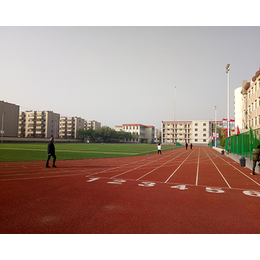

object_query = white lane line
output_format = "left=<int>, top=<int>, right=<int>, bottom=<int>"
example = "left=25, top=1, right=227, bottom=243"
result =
left=111, top=149, right=188, bottom=179
left=195, top=147, right=200, bottom=186
left=164, top=148, right=195, bottom=183
left=203, top=147, right=231, bottom=189
left=111, top=150, right=182, bottom=179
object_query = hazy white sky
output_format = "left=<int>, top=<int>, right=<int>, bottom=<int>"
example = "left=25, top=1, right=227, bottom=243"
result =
left=1, top=5, right=260, bottom=129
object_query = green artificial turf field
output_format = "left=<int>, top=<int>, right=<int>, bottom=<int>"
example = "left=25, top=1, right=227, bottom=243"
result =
left=0, top=143, right=176, bottom=162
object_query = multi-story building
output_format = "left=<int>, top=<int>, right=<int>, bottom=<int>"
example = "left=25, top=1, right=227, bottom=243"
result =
left=241, top=68, right=260, bottom=130
left=59, top=116, right=85, bottom=139
left=19, top=110, right=60, bottom=138
left=116, top=124, right=155, bottom=143
left=162, top=120, right=222, bottom=145
left=154, top=128, right=161, bottom=143
left=162, top=121, right=192, bottom=144
left=234, top=85, right=243, bottom=130
left=85, top=120, right=101, bottom=130
left=0, top=100, right=19, bottom=137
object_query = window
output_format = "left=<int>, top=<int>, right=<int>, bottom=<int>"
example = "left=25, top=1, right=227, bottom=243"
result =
left=195, top=123, right=198, bottom=126
left=203, top=123, right=206, bottom=126
left=203, top=128, right=206, bottom=131
left=195, top=129, right=198, bottom=131
left=203, top=139, right=206, bottom=142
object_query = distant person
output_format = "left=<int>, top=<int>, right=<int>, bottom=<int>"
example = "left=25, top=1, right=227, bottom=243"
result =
left=186, top=143, right=188, bottom=150
left=158, top=143, right=162, bottom=155
left=190, top=143, right=193, bottom=150
left=46, top=137, right=57, bottom=168
left=251, top=145, right=260, bottom=175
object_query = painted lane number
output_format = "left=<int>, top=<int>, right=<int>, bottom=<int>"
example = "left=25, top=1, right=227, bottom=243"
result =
left=171, top=185, right=188, bottom=190
left=107, top=179, right=126, bottom=185
left=138, top=182, right=156, bottom=187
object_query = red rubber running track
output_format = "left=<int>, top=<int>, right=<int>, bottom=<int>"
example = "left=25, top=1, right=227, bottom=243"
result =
left=1, top=146, right=260, bottom=234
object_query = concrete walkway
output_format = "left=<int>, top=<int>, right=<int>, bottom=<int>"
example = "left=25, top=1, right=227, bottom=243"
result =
left=212, top=146, right=259, bottom=175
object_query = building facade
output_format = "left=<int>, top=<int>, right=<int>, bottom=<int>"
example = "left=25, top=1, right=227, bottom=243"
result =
left=116, top=124, right=155, bottom=143
left=162, top=121, right=192, bottom=144
left=241, top=68, right=260, bottom=130
left=59, top=116, right=85, bottom=139
left=85, top=120, right=101, bottom=130
left=19, top=110, right=60, bottom=138
left=234, top=85, right=243, bottom=130
left=0, top=100, right=19, bottom=137
left=162, top=120, right=221, bottom=145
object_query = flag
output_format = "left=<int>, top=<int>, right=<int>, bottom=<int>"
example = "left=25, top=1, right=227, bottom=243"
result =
left=237, top=125, right=240, bottom=135
left=230, top=119, right=235, bottom=132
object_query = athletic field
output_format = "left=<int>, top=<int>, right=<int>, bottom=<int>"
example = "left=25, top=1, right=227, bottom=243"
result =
left=0, top=143, right=174, bottom=162
left=0, top=144, right=259, bottom=259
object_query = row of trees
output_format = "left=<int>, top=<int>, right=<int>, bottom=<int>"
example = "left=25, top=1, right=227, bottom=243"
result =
left=77, top=126, right=140, bottom=143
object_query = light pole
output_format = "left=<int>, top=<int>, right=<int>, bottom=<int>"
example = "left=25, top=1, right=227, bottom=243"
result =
left=226, top=63, right=230, bottom=152
left=173, top=86, right=176, bottom=147
left=215, top=106, right=217, bottom=147
left=226, top=64, right=230, bottom=137
left=1, top=112, right=5, bottom=143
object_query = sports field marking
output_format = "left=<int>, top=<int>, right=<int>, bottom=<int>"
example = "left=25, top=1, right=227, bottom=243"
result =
left=110, top=151, right=175, bottom=179
left=195, top=147, right=200, bottom=186
left=164, top=148, right=195, bottom=183
left=203, top=147, right=231, bottom=188
left=136, top=157, right=176, bottom=181
left=85, top=176, right=260, bottom=197
left=111, top=148, right=189, bottom=180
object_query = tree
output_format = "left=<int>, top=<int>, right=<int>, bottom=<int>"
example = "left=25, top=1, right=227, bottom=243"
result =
left=77, top=128, right=86, bottom=140
left=95, top=126, right=112, bottom=142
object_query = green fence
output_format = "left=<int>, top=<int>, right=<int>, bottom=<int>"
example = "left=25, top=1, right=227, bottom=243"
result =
left=225, top=128, right=260, bottom=159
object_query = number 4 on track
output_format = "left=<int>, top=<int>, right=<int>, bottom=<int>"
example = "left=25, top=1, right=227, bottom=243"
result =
left=171, top=185, right=188, bottom=190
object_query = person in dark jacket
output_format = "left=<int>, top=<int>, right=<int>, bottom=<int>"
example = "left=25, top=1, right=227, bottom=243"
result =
left=46, top=137, right=57, bottom=168
left=251, top=145, right=260, bottom=175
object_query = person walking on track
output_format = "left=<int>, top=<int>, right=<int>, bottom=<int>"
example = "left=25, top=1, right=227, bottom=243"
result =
left=46, top=137, right=57, bottom=168
left=190, top=143, right=193, bottom=150
left=186, top=143, right=188, bottom=150
left=251, top=145, right=260, bottom=175
left=158, top=143, right=162, bottom=155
